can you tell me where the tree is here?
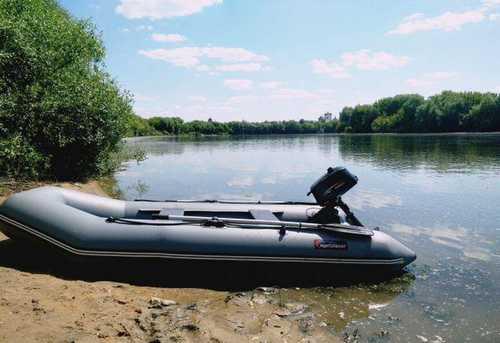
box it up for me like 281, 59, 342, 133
372, 94, 425, 132
125, 114, 157, 137
338, 107, 353, 132
414, 102, 440, 132
467, 95, 500, 131
127, 91, 499, 138
350, 105, 379, 133
0, 0, 133, 179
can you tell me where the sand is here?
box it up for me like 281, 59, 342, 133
0, 182, 340, 342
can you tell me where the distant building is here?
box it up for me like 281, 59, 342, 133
318, 112, 333, 122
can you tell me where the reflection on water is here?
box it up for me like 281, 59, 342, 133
338, 134, 500, 174
117, 133, 500, 342
346, 190, 402, 210
391, 223, 495, 262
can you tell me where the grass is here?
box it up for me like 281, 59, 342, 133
0, 179, 51, 198
97, 176, 123, 199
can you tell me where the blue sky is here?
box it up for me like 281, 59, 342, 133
60, 0, 500, 121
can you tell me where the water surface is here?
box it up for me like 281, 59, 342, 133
118, 134, 500, 342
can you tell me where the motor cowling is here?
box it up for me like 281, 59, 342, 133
307, 167, 358, 206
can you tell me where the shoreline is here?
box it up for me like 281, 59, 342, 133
124, 130, 500, 140
0, 178, 116, 205
0, 179, 344, 342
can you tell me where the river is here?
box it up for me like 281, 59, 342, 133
117, 133, 500, 342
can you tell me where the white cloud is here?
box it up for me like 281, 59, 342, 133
217, 87, 336, 121
116, 0, 223, 20
269, 88, 321, 100
259, 81, 284, 89
483, 0, 500, 8
388, 0, 500, 35
406, 72, 458, 88
226, 176, 254, 188
311, 59, 350, 79
215, 63, 263, 72
136, 25, 153, 31
151, 33, 187, 43
260, 176, 277, 184
220, 87, 335, 106
388, 10, 485, 34
341, 50, 410, 70
140, 48, 198, 67
135, 86, 338, 122
225, 95, 259, 105
195, 64, 211, 72
264, 87, 335, 103
123, 25, 153, 32
188, 96, 207, 102
139, 46, 269, 72
204, 48, 268, 63
311, 50, 409, 78
489, 13, 500, 20
224, 79, 253, 91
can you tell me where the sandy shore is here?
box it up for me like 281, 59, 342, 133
0, 182, 341, 342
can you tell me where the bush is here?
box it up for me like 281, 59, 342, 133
97, 141, 147, 176
0, 0, 133, 180
0, 135, 47, 179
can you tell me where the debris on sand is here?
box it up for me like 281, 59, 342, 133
149, 297, 177, 308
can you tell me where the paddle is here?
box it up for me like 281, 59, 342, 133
151, 214, 374, 236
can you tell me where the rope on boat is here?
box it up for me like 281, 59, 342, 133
105, 215, 374, 237
105, 217, 188, 226
133, 199, 318, 205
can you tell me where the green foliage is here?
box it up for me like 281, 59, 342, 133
98, 141, 147, 176
125, 113, 158, 137
127, 91, 500, 138
370, 94, 425, 132
0, 0, 133, 180
149, 117, 185, 135
129, 117, 339, 136
338, 107, 353, 132
0, 135, 47, 178
371, 115, 397, 133
344, 92, 499, 134
350, 105, 380, 133
126, 91, 500, 138
467, 95, 500, 131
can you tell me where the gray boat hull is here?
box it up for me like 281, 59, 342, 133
0, 187, 416, 273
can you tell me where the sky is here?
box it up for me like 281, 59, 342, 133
60, 0, 500, 121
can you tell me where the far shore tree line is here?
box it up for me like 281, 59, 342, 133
127, 91, 500, 137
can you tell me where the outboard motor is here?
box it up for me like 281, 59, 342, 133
308, 167, 363, 226
307, 167, 357, 206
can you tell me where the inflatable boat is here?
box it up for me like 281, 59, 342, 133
0, 167, 416, 274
